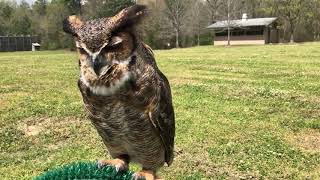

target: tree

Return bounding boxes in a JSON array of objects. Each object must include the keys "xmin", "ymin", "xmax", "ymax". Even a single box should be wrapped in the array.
[
  {"xmin": 63, "ymin": 0, "xmax": 83, "ymax": 15},
  {"xmin": 96, "ymin": 0, "xmax": 135, "ymax": 18},
  {"xmin": 164, "ymin": 0, "xmax": 191, "ymax": 48},
  {"xmin": 312, "ymin": 0, "xmax": 320, "ymax": 40},
  {"xmin": 187, "ymin": 0, "xmax": 208, "ymax": 46},
  {"xmin": 215, "ymin": 0, "xmax": 244, "ymax": 46},
  {"xmin": 19, "ymin": 0, "xmax": 30, "ymax": 9},
  {"xmin": 33, "ymin": 0, "xmax": 47, "ymax": 16},
  {"xmin": 10, "ymin": 0, "xmax": 32, "ymax": 35},
  {"xmin": 206, "ymin": 0, "xmax": 223, "ymax": 23},
  {"xmin": 82, "ymin": 0, "xmax": 103, "ymax": 19},
  {"xmin": 45, "ymin": 1, "xmax": 70, "ymax": 49},
  {"xmin": 139, "ymin": 0, "xmax": 173, "ymax": 49},
  {"xmin": 241, "ymin": 0, "xmax": 264, "ymax": 18},
  {"xmin": 276, "ymin": 0, "xmax": 307, "ymax": 43},
  {"xmin": 0, "ymin": 1, "xmax": 15, "ymax": 35}
]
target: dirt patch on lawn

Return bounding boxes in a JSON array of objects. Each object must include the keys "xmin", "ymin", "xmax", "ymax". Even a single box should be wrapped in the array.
[
  {"xmin": 17, "ymin": 116, "xmax": 86, "ymax": 138},
  {"xmin": 17, "ymin": 124, "xmax": 43, "ymax": 136},
  {"xmin": 170, "ymin": 77, "xmax": 199, "ymax": 86},
  {"xmin": 0, "ymin": 99, "xmax": 7, "ymax": 110},
  {"xmin": 287, "ymin": 129, "xmax": 320, "ymax": 152}
]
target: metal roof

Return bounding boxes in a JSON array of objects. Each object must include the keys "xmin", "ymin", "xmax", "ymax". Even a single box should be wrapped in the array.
[{"xmin": 207, "ymin": 17, "xmax": 278, "ymax": 29}]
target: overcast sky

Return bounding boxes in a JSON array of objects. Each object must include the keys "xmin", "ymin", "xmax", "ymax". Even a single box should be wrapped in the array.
[{"xmin": 16, "ymin": 0, "xmax": 35, "ymax": 4}]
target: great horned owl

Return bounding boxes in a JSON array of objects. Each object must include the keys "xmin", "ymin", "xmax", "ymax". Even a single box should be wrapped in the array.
[{"xmin": 63, "ymin": 5, "xmax": 175, "ymax": 180}]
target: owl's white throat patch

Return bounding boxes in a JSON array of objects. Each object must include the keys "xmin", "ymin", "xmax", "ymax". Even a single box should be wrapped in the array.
[
  {"xmin": 80, "ymin": 53, "xmax": 136, "ymax": 96},
  {"xmin": 81, "ymin": 72, "xmax": 132, "ymax": 96}
]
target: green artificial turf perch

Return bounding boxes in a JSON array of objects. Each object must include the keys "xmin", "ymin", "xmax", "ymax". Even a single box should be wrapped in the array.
[{"xmin": 35, "ymin": 161, "xmax": 141, "ymax": 180}]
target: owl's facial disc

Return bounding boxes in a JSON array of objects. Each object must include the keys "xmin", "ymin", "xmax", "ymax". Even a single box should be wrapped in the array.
[
  {"xmin": 76, "ymin": 32, "xmax": 135, "ymax": 75},
  {"xmin": 63, "ymin": 5, "xmax": 147, "ymax": 75}
]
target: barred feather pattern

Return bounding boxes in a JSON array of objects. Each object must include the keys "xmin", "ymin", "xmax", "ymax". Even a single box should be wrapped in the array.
[{"xmin": 78, "ymin": 42, "xmax": 175, "ymax": 171}]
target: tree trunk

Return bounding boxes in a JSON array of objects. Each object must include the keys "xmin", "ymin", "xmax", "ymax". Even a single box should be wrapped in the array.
[
  {"xmin": 175, "ymin": 29, "xmax": 179, "ymax": 48},
  {"xmin": 197, "ymin": 30, "xmax": 200, "ymax": 46},
  {"xmin": 290, "ymin": 23, "xmax": 294, "ymax": 43},
  {"xmin": 79, "ymin": 2, "xmax": 82, "ymax": 16},
  {"xmin": 290, "ymin": 31, "xmax": 294, "ymax": 43},
  {"xmin": 211, "ymin": 11, "xmax": 216, "ymax": 24},
  {"xmin": 227, "ymin": 0, "xmax": 231, "ymax": 46},
  {"xmin": 227, "ymin": 26, "xmax": 231, "ymax": 46}
]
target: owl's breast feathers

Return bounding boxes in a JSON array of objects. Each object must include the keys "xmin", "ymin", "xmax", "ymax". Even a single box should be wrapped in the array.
[{"xmin": 78, "ymin": 43, "xmax": 175, "ymax": 166}]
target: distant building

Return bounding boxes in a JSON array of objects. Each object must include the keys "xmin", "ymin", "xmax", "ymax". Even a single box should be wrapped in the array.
[{"xmin": 207, "ymin": 14, "xmax": 279, "ymax": 46}]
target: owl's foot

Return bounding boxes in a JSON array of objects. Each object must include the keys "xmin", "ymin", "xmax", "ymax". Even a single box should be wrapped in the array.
[
  {"xmin": 133, "ymin": 170, "xmax": 155, "ymax": 180},
  {"xmin": 97, "ymin": 159, "xmax": 128, "ymax": 172}
]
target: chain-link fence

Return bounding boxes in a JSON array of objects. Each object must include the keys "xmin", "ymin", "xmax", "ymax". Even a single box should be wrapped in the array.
[{"xmin": 0, "ymin": 36, "xmax": 40, "ymax": 52}]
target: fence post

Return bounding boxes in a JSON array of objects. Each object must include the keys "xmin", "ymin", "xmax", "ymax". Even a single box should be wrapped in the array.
[
  {"xmin": 7, "ymin": 36, "xmax": 9, "ymax": 52},
  {"xmin": 15, "ymin": 36, "xmax": 17, "ymax": 51},
  {"xmin": 22, "ymin": 36, "xmax": 25, "ymax": 51}
]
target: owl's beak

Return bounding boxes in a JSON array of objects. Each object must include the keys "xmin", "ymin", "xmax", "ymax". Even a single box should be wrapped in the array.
[
  {"xmin": 93, "ymin": 57, "xmax": 101, "ymax": 75},
  {"xmin": 91, "ymin": 56, "xmax": 101, "ymax": 75}
]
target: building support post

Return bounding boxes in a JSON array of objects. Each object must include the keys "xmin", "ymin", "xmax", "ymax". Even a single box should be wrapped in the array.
[{"xmin": 227, "ymin": 0, "xmax": 231, "ymax": 46}]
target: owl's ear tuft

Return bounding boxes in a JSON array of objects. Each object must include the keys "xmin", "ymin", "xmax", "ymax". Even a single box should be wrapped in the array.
[
  {"xmin": 111, "ymin": 5, "xmax": 148, "ymax": 30},
  {"xmin": 63, "ymin": 15, "xmax": 83, "ymax": 36}
]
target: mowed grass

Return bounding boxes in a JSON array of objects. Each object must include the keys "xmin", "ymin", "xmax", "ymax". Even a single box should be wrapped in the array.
[{"xmin": 1, "ymin": 43, "xmax": 320, "ymax": 179}]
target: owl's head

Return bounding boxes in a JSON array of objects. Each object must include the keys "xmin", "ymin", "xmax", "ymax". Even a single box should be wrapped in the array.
[{"xmin": 63, "ymin": 5, "xmax": 147, "ymax": 74}]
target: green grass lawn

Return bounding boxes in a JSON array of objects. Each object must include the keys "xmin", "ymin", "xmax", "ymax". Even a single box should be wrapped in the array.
[{"xmin": 1, "ymin": 43, "xmax": 320, "ymax": 179}]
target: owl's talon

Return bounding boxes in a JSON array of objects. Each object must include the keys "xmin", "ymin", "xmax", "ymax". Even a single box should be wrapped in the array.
[
  {"xmin": 133, "ymin": 170, "xmax": 155, "ymax": 180},
  {"xmin": 132, "ymin": 173, "xmax": 145, "ymax": 180},
  {"xmin": 97, "ymin": 159, "xmax": 128, "ymax": 172},
  {"xmin": 97, "ymin": 160, "xmax": 106, "ymax": 169}
]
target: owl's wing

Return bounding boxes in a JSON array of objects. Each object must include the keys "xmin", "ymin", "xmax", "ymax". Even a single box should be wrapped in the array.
[
  {"xmin": 149, "ymin": 72, "xmax": 175, "ymax": 166},
  {"xmin": 139, "ymin": 42, "xmax": 175, "ymax": 166}
]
